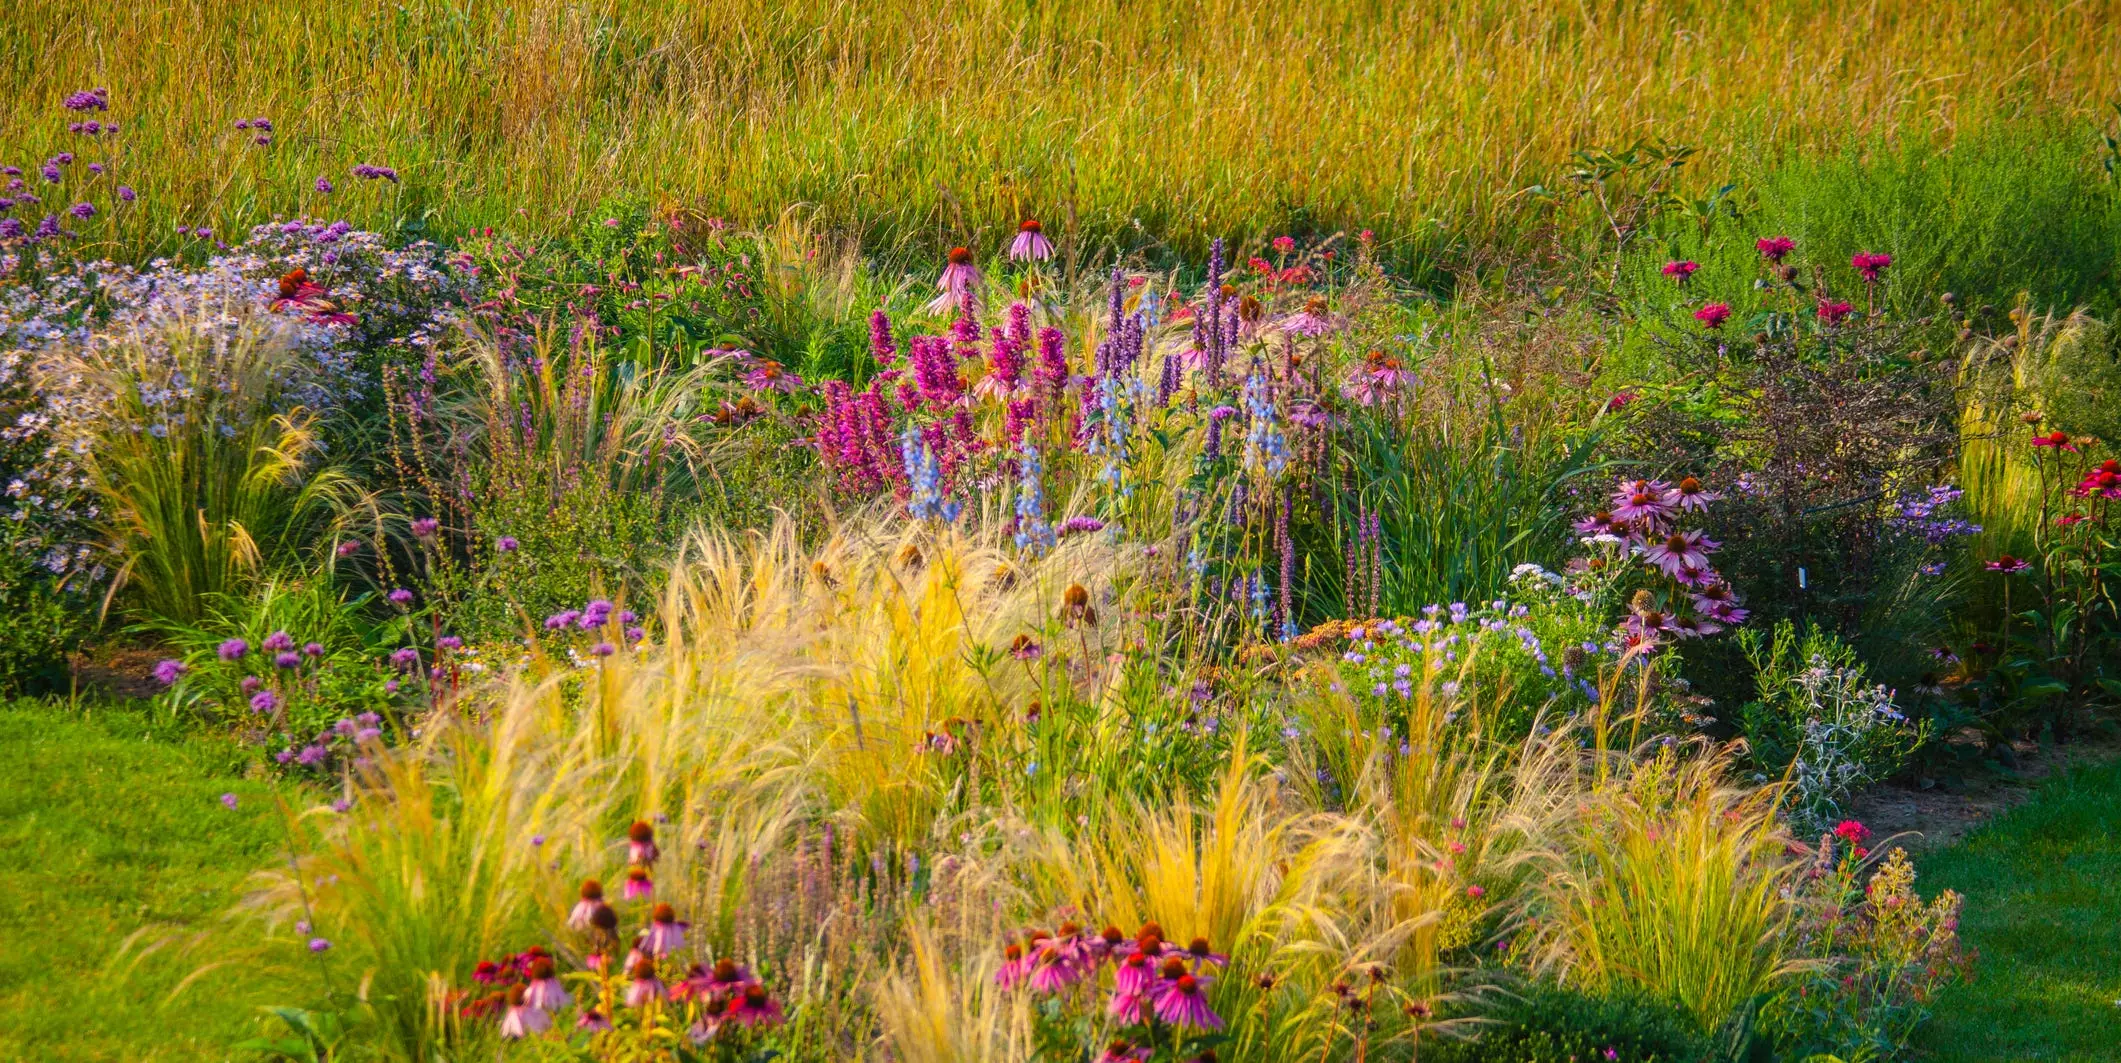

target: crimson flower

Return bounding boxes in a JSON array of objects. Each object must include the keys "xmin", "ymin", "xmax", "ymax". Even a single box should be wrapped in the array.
[{"xmin": 1694, "ymin": 302, "xmax": 1733, "ymax": 328}]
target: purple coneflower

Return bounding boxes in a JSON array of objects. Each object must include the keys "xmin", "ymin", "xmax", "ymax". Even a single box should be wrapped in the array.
[
  {"xmin": 730, "ymin": 984, "xmax": 784, "ymax": 1026},
  {"xmin": 929, "ymin": 246, "xmax": 982, "ymax": 314},
  {"xmin": 622, "ymin": 865, "xmax": 654, "ymax": 901},
  {"xmin": 1984, "ymin": 555, "xmax": 2031, "ymax": 574},
  {"xmin": 1672, "ymin": 475, "xmax": 1718, "ymax": 512},
  {"xmin": 576, "ymin": 1009, "xmax": 613, "ymax": 1032},
  {"xmin": 1574, "ymin": 510, "xmax": 1620, "ymax": 537},
  {"xmin": 1281, "ymin": 295, "xmax": 1336, "ymax": 337},
  {"xmin": 1609, "ymin": 480, "xmax": 1676, "ymax": 525},
  {"xmin": 1097, "ymin": 1039, "xmax": 1152, "ymax": 1062},
  {"xmin": 641, "ymin": 903, "xmax": 688, "ymax": 954},
  {"xmin": 498, "ymin": 984, "xmax": 551, "ymax": 1039},
  {"xmin": 1026, "ymin": 942, "xmax": 1084, "ymax": 993},
  {"xmin": 994, "ymin": 942, "xmax": 1030, "ymax": 989},
  {"xmin": 694, "ymin": 957, "xmax": 756, "ymax": 996},
  {"xmin": 569, "ymin": 883, "xmax": 607, "ymax": 931},
  {"xmin": 624, "ymin": 957, "xmax": 666, "ymax": 1008},
  {"xmin": 1641, "ymin": 529, "xmax": 1718, "ymax": 579},
  {"xmin": 1150, "ymin": 968, "xmax": 1222, "ymax": 1030},
  {"xmin": 1009, "ymin": 219, "xmax": 1053, "ymax": 262},
  {"xmin": 1181, "ymin": 937, "xmax": 1228, "ymax": 969}
]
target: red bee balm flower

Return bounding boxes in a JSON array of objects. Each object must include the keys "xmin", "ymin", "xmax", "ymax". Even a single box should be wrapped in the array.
[
  {"xmin": 1756, "ymin": 235, "xmax": 1796, "ymax": 263},
  {"xmin": 1694, "ymin": 302, "xmax": 1733, "ymax": 328},
  {"xmin": 1852, "ymin": 251, "xmax": 1893, "ymax": 283},
  {"xmin": 1662, "ymin": 260, "xmax": 1699, "ymax": 285}
]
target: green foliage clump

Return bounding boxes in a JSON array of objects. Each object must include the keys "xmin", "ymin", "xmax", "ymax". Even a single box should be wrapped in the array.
[{"xmin": 1427, "ymin": 981, "xmax": 1715, "ymax": 1063}]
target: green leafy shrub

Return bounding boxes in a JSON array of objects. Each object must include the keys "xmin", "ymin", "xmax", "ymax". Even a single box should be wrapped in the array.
[
  {"xmin": 0, "ymin": 532, "xmax": 88, "ymax": 695},
  {"xmin": 1735, "ymin": 622, "xmax": 1926, "ymax": 828}
]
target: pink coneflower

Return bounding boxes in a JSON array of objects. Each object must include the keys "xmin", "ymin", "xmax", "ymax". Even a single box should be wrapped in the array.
[
  {"xmin": 2031, "ymin": 430, "xmax": 2077, "ymax": 452},
  {"xmin": 1851, "ymin": 251, "xmax": 1892, "ymax": 283},
  {"xmin": 688, "ymin": 1001, "xmax": 727, "ymax": 1044},
  {"xmin": 1151, "ymin": 969, "xmax": 1223, "ymax": 1030},
  {"xmin": 1693, "ymin": 302, "xmax": 1733, "ymax": 329},
  {"xmin": 928, "ymin": 246, "xmax": 982, "ymax": 314},
  {"xmin": 1574, "ymin": 510, "xmax": 1621, "ymax": 537},
  {"xmin": 1181, "ymin": 937, "xmax": 1228, "ymax": 970},
  {"xmin": 1087, "ymin": 924, "xmax": 1128, "ymax": 962},
  {"xmin": 995, "ymin": 942, "xmax": 1031, "ymax": 989},
  {"xmin": 622, "ymin": 865, "xmax": 654, "ymax": 901},
  {"xmin": 1985, "ymin": 555, "xmax": 2031, "ymax": 574},
  {"xmin": 499, "ymin": 984, "xmax": 551, "ymax": 1039},
  {"xmin": 694, "ymin": 957, "xmax": 756, "ymax": 997},
  {"xmin": 1027, "ymin": 942, "xmax": 1084, "ymax": 992},
  {"xmin": 624, "ymin": 957, "xmax": 667, "ymax": 1008},
  {"xmin": 1009, "ymin": 219, "xmax": 1053, "ymax": 262},
  {"xmin": 524, "ymin": 957, "xmax": 571, "ymax": 1010},
  {"xmin": 576, "ymin": 1009, "xmax": 613, "ymax": 1032},
  {"xmin": 1662, "ymin": 260, "xmax": 1699, "ymax": 285},
  {"xmin": 1098, "ymin": 1039, "xmax": 1153, "ymax": 1062},
  {"xmin": 641, "ymin": 903, "xmax": 688, "ymax": 954},
  {"xmin": 730, "ymin": 984, "xmax": 784, "ymax": 1026},
  {"xmin": 1344, "ymin": 350, "xmax": 1415, "ymax": 406},
  {"xmin": 1691, "ymin": 582, "xmax": 1749, "ymax": 625},
  {"xmin": 1672, "ymin": 475, "xmax": 1718, "ymax": 512},
  {"xmin": 1112, "ymin": 949, "xmax": 1155, "ymax": 998},
  {"xmin": 568, "ymin": 880, "xmax": 606, "ymax": 930},
  {"xmin": 627, "ymin": 820, "xmax": 660, "ymax": 865},
  {"xmin": 1281, "ymin": 295, "xmax": 1337, "ymax": 337},
  {"xmin": 1816, "ymin": 299, "xmax": 1855, "ymax": 325},
  {"xmin": 1622, "ymin": 607, "xmax": 1677, "ymax": 642},
  {"xmin": 744, "ymin": 359, "xmax": 800, "ymax": 392},
  {"xmin": 1756, "ymin": 236, "xmax": 1795, "ymax": 263},
  {"xmin": 1609, "ymin": 479, "xmax": 1677, "ymax": 524},
  {"xmin": 1641, "ymin": 529, "xmax": 1718, "ymax": 579}
]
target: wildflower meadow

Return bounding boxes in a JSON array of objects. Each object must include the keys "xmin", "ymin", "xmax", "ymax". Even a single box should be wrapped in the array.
[{"xmin": 3, "ymin": 4, "xmax": 2120, "ymax": 1061}]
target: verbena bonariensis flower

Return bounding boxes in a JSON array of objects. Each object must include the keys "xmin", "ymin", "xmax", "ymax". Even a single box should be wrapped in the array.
[
  {"xmin": 63, "ymin": 87, "xmax": 109, "ymax": 112},
  {"xmin": 1756, "ymin": 235, "xmax": 1795, "ymax": 263},
  {"xmin": 153, "ymin": 659, "xmax": 185, "ymax": 685},
  {"xmin": 350, "ymin": 164, "xmax": 400, "ymax": 183},
  {"xmin": 1694, "ymin": 302, "xmax": 1733, "ymax": 328},
  {"xmin": 928, "ymin": 246, "xmax": 981, "ymax": 315},
  {"xmin": 1662, "ymin": 260, "xmax": 1699, "ymax": 285},
  {"xmin": 1009, "ymin": 219, "xmax": 1053, "ymax": 262}
]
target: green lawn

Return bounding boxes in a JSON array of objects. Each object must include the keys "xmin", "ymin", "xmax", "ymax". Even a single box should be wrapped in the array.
[
  {"xmin": 0, "ymin": 699, "xmax": 322, "ymax": 1061},
  {"xmin": 1912, "ymin": 755, "xmax": 2121, "ymax": 1062}
]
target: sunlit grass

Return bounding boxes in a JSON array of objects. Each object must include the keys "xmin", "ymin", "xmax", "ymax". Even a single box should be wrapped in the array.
[{"xmin": 10, "ymin": 0, "xmax": 2119, "ymax": 261}]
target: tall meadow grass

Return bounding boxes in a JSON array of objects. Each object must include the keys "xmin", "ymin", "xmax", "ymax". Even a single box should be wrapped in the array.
[{"xmin": 11, "ymin": 0, "xmax": 2121, "ymax": 263}]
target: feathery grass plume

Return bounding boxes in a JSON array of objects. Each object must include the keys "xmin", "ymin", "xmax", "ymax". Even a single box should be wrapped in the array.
[
  {"xmin": 33, "ymin": 283, "xmax": 361, "ymax": 623},
  {"xmin": 870, "ymin": 919, "xmax": 1035, "ymax": 1063},
  {"xmin": 1524, "ymin": 737, "xmax": 1806, "ymax": 1039}
]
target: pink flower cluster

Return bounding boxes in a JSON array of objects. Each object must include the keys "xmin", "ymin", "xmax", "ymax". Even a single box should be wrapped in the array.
[
  {"xmin": 1573, "ymin": 476, "xmax": 1748, "ymax": 644},
  {"xmin": 995, "ymin": 922, "xmax": 1226, "ymax": 1032}
]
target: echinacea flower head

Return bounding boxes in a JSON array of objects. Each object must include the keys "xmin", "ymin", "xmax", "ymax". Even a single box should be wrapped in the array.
[
  {"xmin": 1693, "ymin": 302, "xmax": 1733, "ymax": 328},
  {"xmin": 641, "ymin": 903, "xmax": 689, "ymax": 954},
  {"xmin": 576, "ymin": 1009, "xmax": 612, "ymax": 1032},
  {"xmin": 1098, "ymin": 1039, "xmax": 1152, "ymax": 1062},
  {"xmin": 1282, "ymin": 295, "xmax": 1337, "ymax": 337},
  {"xmin": 1672, "ymin": 475, "xmax": 1718, "ymax": 512},
  {"xmin": 1609, "ymin": 479, "xmax": 1677, "ymax": 525},
  {"xmin": 1756, "ymin": 235, "xmax": 1795, "ymax": 263},
  {"xmin": 622, "ymin": 865, "xmax": 653, "ymax": 900},
  {"xmin": 995, "ymin": 942, "xmax": 1030, "ymax": 989},
  {"xmin": 1151, "ymin": 972, "xmax": 1223, "ymax": 1029},
  {"xmin": 731, "ymin": 985, "xmax": 784, "ymax": 1026},
  {"xmin": 2031, "ymin": 430, "xmax": 2077, "ymax": 452},
  {"xmin": 930, "ymin": 246, "xmax": 982, "ymax": 314},
  {"xmin": 698, "ymin": 957, "xmax": 756, "ymax": 995},
  {"xmin": 624, "ymin": 958, "xmax": 666, "ymax": 1008},
  {"xmin": 1642, "ymin": 528, "xmax": 1718, "ymax": 579},
  {"xmin": 1112, "ymin": 950, "xmax": 1155, "ymax": 998},
  {"xmin": 568, "ymin": 880, "xmax": 606, "ymax": 930},
  {"xmin": 1009, "ymin": 219, "xmax": 1053, "ymax": 262},
  {"xmin": 1984, "ymin": 554, "xmax": 2031, "ymax": 574},
  {"xmin": 627, "ymin": 820, "xmax": 659, "ymax": 864},
  {"xmin": 1183, "ymin": 937, "xmax": 1228, "ymax": 968}
]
